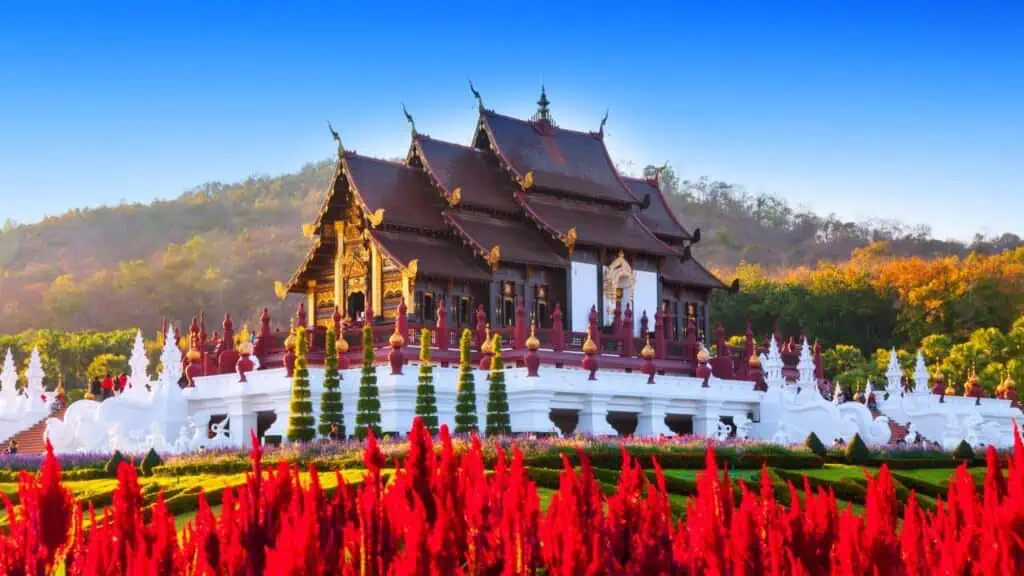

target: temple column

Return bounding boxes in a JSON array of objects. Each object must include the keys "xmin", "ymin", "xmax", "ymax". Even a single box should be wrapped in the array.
[
  {"xmin": 370, "ymin": 242, "xmax": 382, "ymax": 318},
  {"xmin": 636, "ymin": 398, "xmax": 672, "ymax": 437},
  {"xmin": 306, "ymin": 281, "xmax": 316, "ymax": 328},
  {"xmin": 334, "ymin": 221, "xmax": 344, "ymax": 314},
  {"xmin": 694, "ymin": 401, "xmax": 723, "ymax": 437},
  {"xmin": 576, "ymin": 393, "xmax": 616, "ymax": 436}
]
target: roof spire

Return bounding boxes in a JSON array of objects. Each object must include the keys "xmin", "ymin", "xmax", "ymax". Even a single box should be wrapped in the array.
[
  {"xmin": 469, "ymin": 80, "xmax": 484, "ymax": 111},
  {"xmin": 599, "ymin": 109, "xmax": 609, "ymax": 136},
  {"xmin": 534, "ymin": 85, "xmax": 552, "ymax": 123},
  {"xmin": 401, "ymin": 102, "xmax": 417, "ymax": 136},
  {"xmin": 327, "ymin": 121, "xmax": 344, "ymax": 158}
]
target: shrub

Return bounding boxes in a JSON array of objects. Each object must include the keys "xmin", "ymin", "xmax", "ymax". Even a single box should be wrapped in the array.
[
  {"xmin": 804, "ymin": 432, "xmax": 827, "ymax": 457},
  {"xmin": 318, "ymin": 328, "xmax": 345, "ymax": 439},
  {"xmin": 355, "ymin": 325, "xmax": 381, "ymax": 439},
  {"xmin": 845, "ymin": 433, "xmax": 871, "ymax": 465},
  {"xmin": 141, "ymin": 448, "xmax": 163, "ymax": 476},
  {"xmin": 104, "ymin": 450, "xmax": 126, "ymax": 477},
  {"xmin": 485, "ymin": 334, "xmax": 511, "ymax": 436},
  {"xmin": 953, "ymin": 440, "xmax": 976, "ymax": 461},
  {"xmin": 286, "ymin": 326, "xmax": 316, "ymax": 443},
  {"xmin": 415, "ymin": 328, "xmax": 438, "ymax": 434},
  {"xmin": 454, "ymin": 329, "xmax": 478, "ymax": 434}
]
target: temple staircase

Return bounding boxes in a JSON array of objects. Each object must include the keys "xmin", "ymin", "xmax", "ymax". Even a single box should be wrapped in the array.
[
  {"xmin": 7, "ymin": 406, "xmax": 67, "ymax": 454},
  {"xmin": 870, "ymin": 407, "xmax": 910, "ymax": 444}
]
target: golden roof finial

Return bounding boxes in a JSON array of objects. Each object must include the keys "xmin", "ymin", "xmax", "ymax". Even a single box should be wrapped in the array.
[
  {"xmin": 526, "ymin": 320, "xmax": 540, "ymax": 351},
  {"xmin": 448, "ymin": 187, "xmax": 462, "ymax": 207},
  {"xmin": 368, "ymin": 208, "xmax": 385, "ymax": 228},
  {"xmin": 389, "ymin": 323, "xmax": 405, "ymax": 347},
  {"xmin": 485, "ymin": 245, "xmax": 501, "ymax": 271},
  {"xmin": 481, "ymin": 323, "xmax": 494, "ymax": 354},
  {"xmin": 563, "ymin": 227, "xmax": 577, "ymax": 256},
  {"xmin": 640, "ymin": 336, "xmax": 654, "ymax": 360}
]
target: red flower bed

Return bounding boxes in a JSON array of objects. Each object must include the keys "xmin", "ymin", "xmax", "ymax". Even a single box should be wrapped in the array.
[{"xmin": 2, "ymin": 419, "xmax": 1023, "ymax": 575}]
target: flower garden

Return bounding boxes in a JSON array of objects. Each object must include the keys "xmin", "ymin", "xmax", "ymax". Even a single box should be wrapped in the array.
[{"xmin": 0, "ymin": 418, "xmax": 1021, "ymax": 575}]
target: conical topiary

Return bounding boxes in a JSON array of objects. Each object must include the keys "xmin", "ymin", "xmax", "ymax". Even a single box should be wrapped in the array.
[
  {"xmin": 844, "ymin": 433, "xmax": 871, "ymax": 465},
  {"xmin": 355, "ymin": 324, "xmax": 381, "ymax": 439},
  {"xmin": 454, "ymin": 328, "xmax": 478, "ymax": 434},
  {"xmin": 804, "ymin": 432, "xmax": 827, "ymax": 457},
  {"xmin": 141, "ymin": 447, "xmax": 163, "ymax": 476},
  {"xmin": 485, "ymin": 333, "xmax": 511, "ymax": 436},
  {"xmin": 415, "ymin": 328, "xmax": 438, "ymax": 434},
  {"xmin": 287, "ymin": 326, "xmax": 316, "ymax": 443},
  {"xmin": 952, "ymin": 439, "xmax": 975, "ymax": 462},
  {"xmin": 105, "ymin": 450, "xmax": 126, "ymax": 477},
  {"xmin": 318, "ymin": 327, "xmax": 345, "ymax": 439}
]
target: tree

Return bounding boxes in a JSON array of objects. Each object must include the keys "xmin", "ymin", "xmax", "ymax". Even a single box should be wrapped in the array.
[
  {"xmin": 454, "ymin": 328, "xmax": 477, "ymax": 434},
  {"xmin": 286, "ymin": 326, "xmax": 315, "ymax": 442},
  {"xmin": 86, "ymin": 353, "xmax": 127, "ymax": 383},
  {"xmin": 485, "ymin": 333, "xmax": 511, "ymax": 436},
  {"xmin": 804, "ymin": 432, "xmax": 827, "ymax": 458},
  {"xmin": 355, "ymin": 324, "xmax": 381, "ymax": 439},
  {"xmin": 415, "ymin": 328, "xmax": 438, "ymax": 434},
  {"xmin": 318, "ymin": 327, "xmax": 344, "ymax": 439}
]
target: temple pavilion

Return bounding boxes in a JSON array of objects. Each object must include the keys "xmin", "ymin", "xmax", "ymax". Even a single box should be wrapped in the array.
[{"xmin": 283, "ymin": 86, "xmax": 727, "ymax": 340}]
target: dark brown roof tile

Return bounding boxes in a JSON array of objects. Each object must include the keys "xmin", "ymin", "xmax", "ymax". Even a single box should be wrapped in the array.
[
  {"xmin": 482, "ymin": 111, "xmax": 639, "ymax": 205},
  {"xmin": 343, "ymin": 154, "xmax": 447, "ymax": 232},
  {"xmin": 371, "ymin": 230, "xmax": 491, "ymax": 282},
  {"xmin": 519, "ymin": 194, "xmax": 675, "ymax": 256},
  {"xmin": 625, "ymin": 177, "xmax": 691, "ymax": 242},
  {"xmin": 447, "ymin": 211, "xmax": 567, "ymax": 268},
  {"xmin": 414, "ymin": 137, "xmax": 520, "ymax": 213},
  {"xmin": 661, "ymin": 257, "xmax": 726, "ymax": 289}
]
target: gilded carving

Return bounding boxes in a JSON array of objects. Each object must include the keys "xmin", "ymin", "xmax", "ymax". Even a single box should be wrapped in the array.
[
  {"xmin": 302, "ymin": 224, "xmax": 316, "ymax": 238},
  {"xmin": 522, "ymin": 171, "xmax": 535, "ymax": 189},
  {"xmin": 603, "ymin": 251, "xmax": 636, "ymax": 322},
  {"xmin": 273, "ymin": 281, "xmax": 288, "ymax": 300},
  {"xmin": 485, "ymin": 245, "xmax": 501, "ymax": 271},
  {"xmin": 562, "ymin": 226, "xmax": 577, "ymax": 256},
  {"xmin": 449, "ymin": 187, "xmax": 462, "ymax": 207},
  {"xmin": 368, "ymin": 208, "xmax": 385, "ymax": 228},
  {"xmin": 407, "ymin": 258, "xmax": 419, "ymax": 279}
]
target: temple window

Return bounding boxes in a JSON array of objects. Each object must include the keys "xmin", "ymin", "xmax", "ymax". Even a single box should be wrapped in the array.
[
  {"xmin": 682, "ymin": 301, "xmax": 707, "ymax": 342},
  {"xmin": 533, "ymin": 284, "xmax": 549, "ymax": 327},
  {"xmin": 663, "ymin": 299, "xmax": 680, "ymax": 341},
  {"xmin": 416, "ymin": 291, "xmax": 436, "ymax": 325},
  {"xmin": 499, "ymin": 281, "xmax": 517, "ymax": 327},
  {"xmin": 455, "ymin": 295, "xmax": 473, "ymax": 326}
]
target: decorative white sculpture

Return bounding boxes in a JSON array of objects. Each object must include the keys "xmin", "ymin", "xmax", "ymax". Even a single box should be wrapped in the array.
[
  {"xmin": 734, "ymin": 415, "xmax": 753, "ymax": 439},
  {"xmin": 158, "ymin": 326, "xmax": 183, "ymax": 391},
  {"xmin": 832, "ymin": 381, "xmax": 845, "ymax": 405},
  {"xmin": 128, "ymin": 330, "xmax": 150, "ymax": 393},
  {"xmin": 23, "ymin": 347, "xmax": 46, "ymax": 412},
  {"xmin": 912, "ymin": 352, "xmax": 930, "ymax": 395},
  {"xmin": 715, "ymin": 420, "xmax": 733, "ymax": 441},
  {"xmin": 904, "ymin": 423, "xmax": 919, "ymax": 444},
  {"xmin": 0, "ymin": 349, "xmax": 19, "ymax": 411},
  {"xmin": 771, "ymin": 421, "xmax": 791, "ymax": 445},
  {"xmin": 763, "ymin": 336, "xmax": 784, "ymax": 388},
  {"xmin": 885, "ymin": 348, "xmax": 903, "ymax": 396},
  {"xmin": 796, "ymin": 338, "xmax": 816, "ymax": 387}
]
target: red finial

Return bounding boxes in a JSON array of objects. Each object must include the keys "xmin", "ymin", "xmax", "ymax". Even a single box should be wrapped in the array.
[{"xmin": 551, "ymin": 302, "xmax": 564, "ymax": 352}]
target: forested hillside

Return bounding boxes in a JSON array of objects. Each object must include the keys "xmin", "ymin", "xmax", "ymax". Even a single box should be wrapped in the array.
[{"xmin": 0, "ymin": 159, "xmax": 1020, "ymax": 338}]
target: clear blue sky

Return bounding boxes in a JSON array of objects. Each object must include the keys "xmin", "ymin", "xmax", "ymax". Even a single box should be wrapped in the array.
[{"xmin": 1, "ymin": 1, "xmax": 1021, "ymax": 241}]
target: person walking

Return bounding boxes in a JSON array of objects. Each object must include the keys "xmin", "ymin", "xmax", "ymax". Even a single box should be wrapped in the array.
[{"xmin": 101, "ymin": 373, "xmax": 114, "ymax": 400}]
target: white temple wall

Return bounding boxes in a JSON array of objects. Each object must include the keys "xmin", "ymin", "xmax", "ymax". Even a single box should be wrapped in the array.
[
  {"xmin": 633, "ymin": 270, "xmax": 659, "ymax": 337},
  {"xmin": 570, "ymin": 261, "xmax": 598, "ymax": 332}
]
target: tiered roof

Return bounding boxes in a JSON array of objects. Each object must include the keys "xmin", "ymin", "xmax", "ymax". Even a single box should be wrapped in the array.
[{"xmin": 286, "ymin": 88, "xmax": 724, "ymax": 293}]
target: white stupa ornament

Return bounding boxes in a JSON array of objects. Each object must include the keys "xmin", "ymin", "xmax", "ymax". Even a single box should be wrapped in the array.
[
  {"xmin": 912, "ymin": 351, "xmax": 930, "ymax": 395},
  {"xmin": 158, "ymin": 326, "xmax": 182, "ymax": 390},
  {"xmin": 128, "ymin": 329, "xmax": 150, "ymax": 392},
  {"xmin": 832, "ymin": 381, "xmax": 845, "ymax": 405},
  {"xmin": 0, "ymin": 348, "xmax": 18, "ymax": 407},
  {"xmin": 762, "ymin": 334, "xmax": 785, "ymax": 388},
  {"xmin": 23, "ymin": 347, "xmax": 46, "ymax": 411},
  {"xmin": 885, "ymin": 348, "xmax": 903, "ymax": 395},
  {"xmin": 797, "ymin": 338, "xmax": 816, "ymax": 385}
]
